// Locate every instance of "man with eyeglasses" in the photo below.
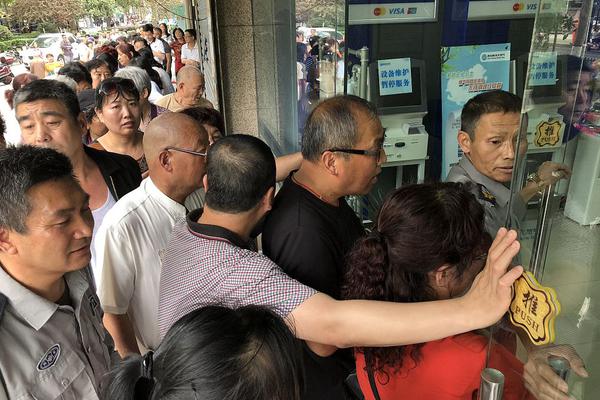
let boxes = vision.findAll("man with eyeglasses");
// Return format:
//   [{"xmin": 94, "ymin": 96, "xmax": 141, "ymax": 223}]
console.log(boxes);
[
  {"xmin": 262, "ymin": 95, "xmax": 386, "ymax": 400},
  {"xmin": 93, "ymin": 112, "xmax": 209, "ymax": 356}
]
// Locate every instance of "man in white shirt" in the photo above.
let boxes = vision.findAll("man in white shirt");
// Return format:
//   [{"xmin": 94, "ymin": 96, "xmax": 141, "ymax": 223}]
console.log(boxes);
[
  {"xmin": 181, "ymin": 28, "xmax": 201, "ymax": 67},
  {"xmin": 94, "ymin": 112, "xmax": 209, "ymax": 356},
  {"xmin": 142, "ymin": 23, "xmax": 165, "ymax": 65},
  {"xmin": 155, "ymin": 66, "xmax": 213, "ymax": 111}
]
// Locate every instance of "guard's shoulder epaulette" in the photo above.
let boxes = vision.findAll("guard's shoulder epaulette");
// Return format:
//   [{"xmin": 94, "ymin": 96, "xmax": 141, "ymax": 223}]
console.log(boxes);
[{"xmin": 477, "ymin": 184, "xmax": 497, "ymax": 205}]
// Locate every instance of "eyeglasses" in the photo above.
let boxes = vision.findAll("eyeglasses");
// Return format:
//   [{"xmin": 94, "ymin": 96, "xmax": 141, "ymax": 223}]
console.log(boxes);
[
  {"xmin": 325, "ymin": 147, "xmax": 385, "ymax": 163},
  {"xmin": 165, "ymin": 146, "xmax": 207, "ymax": 157},
  {"xmin": 97, "ymin": 77, "xmax": 137, "ymax": 97}
]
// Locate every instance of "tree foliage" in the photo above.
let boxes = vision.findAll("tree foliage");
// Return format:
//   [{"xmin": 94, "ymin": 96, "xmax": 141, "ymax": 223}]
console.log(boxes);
[
  {"xmin": 84, "ymin": 0, "xmax": 117, "ymax": 20},
  {"xmin": 10, "ymin": 0, "xmax": 84, "ymax": 28},
  {"xmin": 296, "ymin": 0, "xmax": 344, "ymax": 28}
]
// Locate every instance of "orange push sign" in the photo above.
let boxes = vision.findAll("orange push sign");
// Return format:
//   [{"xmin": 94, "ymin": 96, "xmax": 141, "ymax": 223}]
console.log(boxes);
[
  {"xmin": 534, "ymin": 120, "xmax": 562, "ymax": 147},
  {"xmin": 509, "ymin": 271, "xmax": 561, "ymax": 346}
]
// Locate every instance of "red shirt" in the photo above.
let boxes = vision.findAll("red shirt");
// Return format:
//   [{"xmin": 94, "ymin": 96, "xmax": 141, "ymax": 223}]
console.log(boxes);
[{"xmin": 356, "ymin": 333, "xmax": 533, "ymax": 400}]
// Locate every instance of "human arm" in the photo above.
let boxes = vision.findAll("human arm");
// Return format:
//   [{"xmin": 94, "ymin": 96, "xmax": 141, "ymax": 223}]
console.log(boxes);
[
  {"xmin": 274, "ymin": 152, "xmax": 302, "ymax": 182},
  {"xmin": 181, "ymin": 46, "xmax": 200, "ymax": 66},
  {"xmin": 95, "ymin": 222, "xmax": 140, "ymax": 357},
  {"xmin": 103, "ymin": 313, "xmax": 141, "ymax": 357},
  {"xmin": 165, "ymin": 51, "xmax": 172, "ymax": 75},
  {"xmin": 288, "ymin": 228, "xmax": 523, "ymax": 348},
  {"xmin": 151, "ymin": 41, "xmax": 166, "ymax": 62},
  {"xmin": 520, "ymin": 161, "xmax": 571, "ymax": 203}
]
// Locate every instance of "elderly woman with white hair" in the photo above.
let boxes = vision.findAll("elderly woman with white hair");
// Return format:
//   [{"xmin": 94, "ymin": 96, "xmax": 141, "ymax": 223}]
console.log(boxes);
[{"xmin": 115, "ymin": 66, "xmax": 168, "ymax": 132}]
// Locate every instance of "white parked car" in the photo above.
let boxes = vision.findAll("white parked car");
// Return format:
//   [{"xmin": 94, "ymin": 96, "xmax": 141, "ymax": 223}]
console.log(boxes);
[{"xmin": 20, "ymin": 33, "xmax": 79, "ymax": 68}]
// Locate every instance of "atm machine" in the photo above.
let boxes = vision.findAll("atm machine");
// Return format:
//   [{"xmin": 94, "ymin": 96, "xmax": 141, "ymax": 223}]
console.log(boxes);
[
  {"xmin": 368, "ymin": 59, "xmax": 430, "ymax": 186},
  {"xmin": 516, "ymin": 53, "xmax": 568, "ymax": 163}
]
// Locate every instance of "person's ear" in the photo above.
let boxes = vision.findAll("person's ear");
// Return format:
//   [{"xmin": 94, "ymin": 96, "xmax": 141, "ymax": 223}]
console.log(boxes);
[
  {"xmin": 159, "ymin": 149, "xmax": 173, "ymax": 172},
  {"xmin": 202, "ymin": 174, "xmax": 208, "ymax": 190},
  {"xmin": 320, "ymin": 151, "xmax": 338, "ymax": 175},
  {"xmin": 429, "ymin": 264, "xmax": 455, "ymax": 289},
  {"xmin": 457, "ymin": 130, "xmax": 472, "ymax": 155},
  {"xmin": 261, "ymin": 187, "xmax": 275, "ymax": 212},
  {"xmin": 0, "ymin": 229, "xmax": 18, "ymax": 255},
  {"xmin": 142, "ymin": 87, "xmax": 150, "ymax": 101}
]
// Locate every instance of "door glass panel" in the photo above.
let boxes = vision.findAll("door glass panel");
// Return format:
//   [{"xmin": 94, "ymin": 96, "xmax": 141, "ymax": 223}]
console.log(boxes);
[
  {"xmin": 295, "ymin": 0, "xmax": 346, "ymax": 144},
  {"xmin": 494, "ymin": 0, "xmax": 600, "ymax": 398}
]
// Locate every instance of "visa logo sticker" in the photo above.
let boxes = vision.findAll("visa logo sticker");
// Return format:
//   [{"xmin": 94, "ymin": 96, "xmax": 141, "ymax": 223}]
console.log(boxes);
[
  {"xmin": 527, "ymin": 3, "xmax": 537, "ymax": 10},
  {"xmin": 389, "ymin": 7, "xmax": 405, "ymax": 15}
]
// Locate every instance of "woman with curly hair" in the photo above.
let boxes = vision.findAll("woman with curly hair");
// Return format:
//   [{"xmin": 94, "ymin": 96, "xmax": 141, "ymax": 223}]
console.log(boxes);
[{"xmin": 343, "ymin": 182, "xmax": 531, "ymax": 400}]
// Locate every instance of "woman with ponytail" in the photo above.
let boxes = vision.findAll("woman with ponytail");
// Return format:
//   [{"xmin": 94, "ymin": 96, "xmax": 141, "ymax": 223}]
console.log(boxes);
[
  {"xmin": 103, "ymin": 305, "xmax": 303, "ymax": 400},
  {"xmin": 343, "ymin": 182, "xmax": 531, "ymax": 400}
]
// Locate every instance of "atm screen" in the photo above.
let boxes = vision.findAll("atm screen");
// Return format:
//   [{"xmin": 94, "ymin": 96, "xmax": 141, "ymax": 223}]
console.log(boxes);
[{"xmin": 370, "ymin": 60, "xmax": 427, "ymax": 114}]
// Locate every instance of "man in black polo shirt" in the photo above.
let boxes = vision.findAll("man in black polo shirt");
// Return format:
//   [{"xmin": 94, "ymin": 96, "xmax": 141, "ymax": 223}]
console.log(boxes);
[{"xmin": 262, "ymin": 95, "xmax": 386, "ymax": 399}]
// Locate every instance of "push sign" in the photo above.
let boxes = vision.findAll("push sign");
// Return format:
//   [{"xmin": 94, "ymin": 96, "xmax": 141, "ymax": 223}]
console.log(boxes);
[{"xmin": 378, "ymin": 58, "xmax": 413, "ymax": 96}]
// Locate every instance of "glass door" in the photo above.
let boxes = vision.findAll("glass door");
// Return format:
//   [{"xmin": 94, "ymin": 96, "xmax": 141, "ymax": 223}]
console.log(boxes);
[{"xmin": 487, "ymin": 0, "xmax": 600, "ymax": 398}]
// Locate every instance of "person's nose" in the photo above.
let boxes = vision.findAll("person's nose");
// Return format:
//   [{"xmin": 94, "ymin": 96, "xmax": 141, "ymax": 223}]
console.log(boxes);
[
  {"xmin": 504, "ymin": 140, "xmax": 515, "ymax": 159},
  {"xmin": 34, "ymin": 123, "xmax": 51, "ymax": 143},
  {"xmin": 73, "ymin": 212, "xmax": 93, "ymax": 240}
]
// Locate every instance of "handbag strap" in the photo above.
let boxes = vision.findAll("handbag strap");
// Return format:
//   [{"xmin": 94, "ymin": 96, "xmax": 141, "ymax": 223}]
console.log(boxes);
[{"xmin": 365, "ymin": 352, "xmax": 382, "ymax": 400}]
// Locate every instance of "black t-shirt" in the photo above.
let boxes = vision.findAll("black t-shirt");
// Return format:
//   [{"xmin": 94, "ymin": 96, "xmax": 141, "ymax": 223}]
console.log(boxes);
[{"xmin": 263, "ymin": 175, "xmax": 365, "ymax": 400}]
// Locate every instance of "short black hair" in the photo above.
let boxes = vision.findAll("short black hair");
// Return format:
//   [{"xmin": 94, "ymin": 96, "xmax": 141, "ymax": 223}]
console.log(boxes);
[
  {"xmin": 205, "ymin": 135, "xmax": 276, "ymax": 213},
  {"xmin": 0, "ymin": 145, "xmax": 75, "ymax": 233},
  {"xmin": 95, "ymin": 77, "xmax": 140, "ymax": 110},
  {"xmin": 13, "ymin": 79, "xmax": 81, "ymax": 120},
  {"xmin": 0, "ymin": 114, "xmax": 5, "ymax": 149},
  {"xmin": 85, "ymin": 58, "xmax": 110, "ymax": 73},
  {"xmin": 180, "ymin": 107, "xmax": 226, "ymax": 137},
  {"xmin": 184, "ymin": 28, "xmax": 197, "ymax": 40},
  {"xmin": 58, "ymin": 62, "xmax": 92, "ymax": 85},
  {"xmin": 142, "ymin": 23, "xmax": 154, "ymax": 33},
  {"xmin": 97, "ymin": 52, "xmax": 118, "ymax": 74},
  {"xmin": 132, "ymin": 36, "xmax": 147, "ymax": 47},
  {"xmin": 461, "ymin": 90, "xmax": 522, "ymax": 139}
]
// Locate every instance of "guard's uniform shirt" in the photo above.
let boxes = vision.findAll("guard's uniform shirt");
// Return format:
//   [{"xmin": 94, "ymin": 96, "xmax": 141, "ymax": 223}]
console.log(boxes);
[
  {"xmin": 0, "ymin": 267, "xmax": 115, "ymax": 400},
  {"xmin": 447, "ymin": 157, "xmax": 527, "ymax": 236}
]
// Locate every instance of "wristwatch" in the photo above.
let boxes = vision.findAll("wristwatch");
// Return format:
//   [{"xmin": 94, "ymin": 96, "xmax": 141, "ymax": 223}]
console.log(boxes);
[{"xmin": 526, "ymin": 172, "xmax": 544, "ymax": 195}]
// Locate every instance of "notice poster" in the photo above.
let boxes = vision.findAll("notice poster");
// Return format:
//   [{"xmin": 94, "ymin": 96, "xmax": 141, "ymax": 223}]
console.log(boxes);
[
  {"xmin": 529, "ymin": 51, "xmax": 558, "ymax": 87},
  {"xmin": 377, "ymin": 58, "xmax": 412, "ymax": 96},
  {"xmin": 440, "ymin": 43, "xmax": 511, "ymax": 178}
]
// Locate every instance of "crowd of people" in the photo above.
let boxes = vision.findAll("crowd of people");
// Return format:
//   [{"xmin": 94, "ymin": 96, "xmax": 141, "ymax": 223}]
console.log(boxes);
[{"xmin": 0, "ymin": 20, "xmax": 588, "ymax": 400}]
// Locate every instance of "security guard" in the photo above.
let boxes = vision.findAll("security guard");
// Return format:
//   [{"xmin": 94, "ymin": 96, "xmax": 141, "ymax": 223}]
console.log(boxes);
[
  {"xmin": 447, "ymin": 90, "xmax": 570, "ymax": 236},
  {"xmin": 0, "ymin": 146, "xmax": 115, "ymax": 399},
  {"xmin": 447, "ymin": 91, "xmax": 588, "ymax": 400}
]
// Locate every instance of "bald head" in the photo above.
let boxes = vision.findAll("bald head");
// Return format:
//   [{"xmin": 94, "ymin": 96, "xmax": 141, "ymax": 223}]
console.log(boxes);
[
  {"xmin": 176, "ymin": 66, "xmax": 204, "ymax": 85},
  {"xmin": 143, "ymin": 112, "xmax": 209, "ymax": 165}
]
